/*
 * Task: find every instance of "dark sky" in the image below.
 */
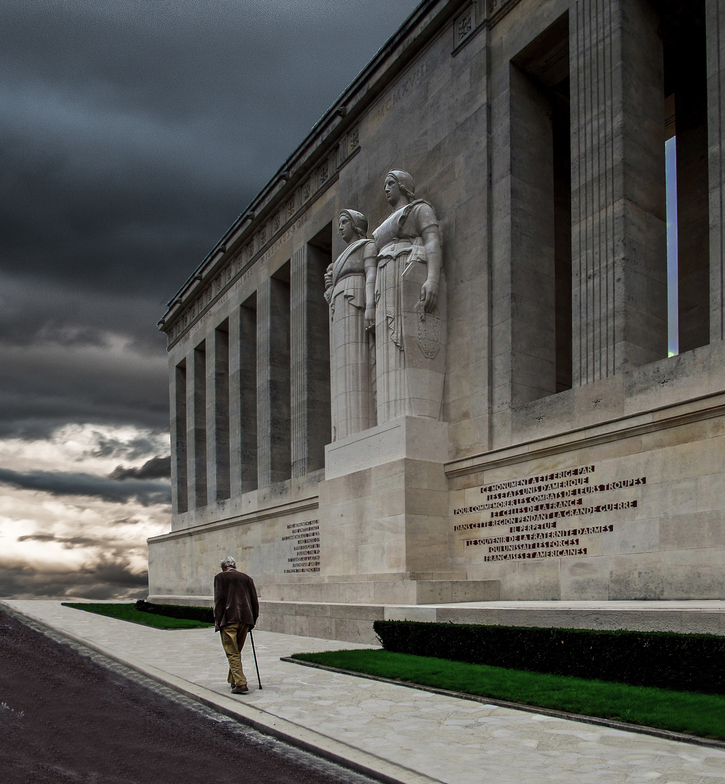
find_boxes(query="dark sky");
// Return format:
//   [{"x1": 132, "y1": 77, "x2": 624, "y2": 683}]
[{"x1": 0, "y1": 0, "x2": 421, "y2": 599}]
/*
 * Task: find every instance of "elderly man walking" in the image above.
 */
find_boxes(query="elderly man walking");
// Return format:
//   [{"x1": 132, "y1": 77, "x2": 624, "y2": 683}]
[{"x1": 214, "y1": 556, "x2": 259, "y2": 694}]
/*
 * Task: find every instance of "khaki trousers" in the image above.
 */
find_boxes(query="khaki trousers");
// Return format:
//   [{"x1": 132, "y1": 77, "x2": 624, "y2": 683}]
[{"x1": 219, "y1": 622, "x2": 249, "y2": 688}]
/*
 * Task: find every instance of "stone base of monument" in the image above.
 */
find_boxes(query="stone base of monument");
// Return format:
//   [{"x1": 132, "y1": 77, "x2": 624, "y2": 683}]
[
  {"x1": 323, "y1": 415, "x2": 449, "y2": 479},
  {"x1": 313, "y1": 416, "x2": 456, "y2": 601},
  {"x1": 147, "y1": 372, "x2": 725, "y2": 628},
  {"x1": 258, "y1": 575, "x2": 500, "y2": 604},
  {"x1": 146, "y1": 596, "x2": 725, "y2": 646}
]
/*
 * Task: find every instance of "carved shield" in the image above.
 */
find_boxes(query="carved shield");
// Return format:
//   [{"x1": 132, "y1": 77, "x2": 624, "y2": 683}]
[
  {"x1": 416, "y1": 308, "x2": 442, "y2": 359},
  {"x1": 400, "y1": 263, "x2": 447, "y2": 372},
  {"x1": 399, "y1": 263, "x2": 447, "y2": 420}
]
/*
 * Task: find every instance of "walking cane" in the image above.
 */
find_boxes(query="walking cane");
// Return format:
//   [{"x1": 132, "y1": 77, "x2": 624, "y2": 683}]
[{"x1": 249, "y1": 629, "x2": 262, "y2": 689}]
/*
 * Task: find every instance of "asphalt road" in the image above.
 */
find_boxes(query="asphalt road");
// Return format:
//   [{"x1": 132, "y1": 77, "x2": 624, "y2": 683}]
[{"x1": 0, "y1": 609, "x2": 376, "y2": 784}]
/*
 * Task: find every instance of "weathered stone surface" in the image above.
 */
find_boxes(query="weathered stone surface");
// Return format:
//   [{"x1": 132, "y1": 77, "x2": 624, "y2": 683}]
[
  {"x1": 151, "y1": 0, "x2": 725, "y2": 624},
  {"x1": 325, "y1": 210, "x2": 377, "y2": 441}
]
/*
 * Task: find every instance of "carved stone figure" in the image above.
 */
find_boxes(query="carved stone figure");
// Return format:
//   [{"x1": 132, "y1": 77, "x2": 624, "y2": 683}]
[
  {"x1": 373, "y1": 170, "x2": 446, "y2": 422},
  {"x1": 325, "y1": 210, "x2": 377, "y2": 441}
]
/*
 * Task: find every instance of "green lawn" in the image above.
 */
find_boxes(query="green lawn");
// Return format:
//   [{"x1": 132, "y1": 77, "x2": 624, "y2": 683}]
[
  {"x1": 62, "y1": 603, "x2": 214, "y2": 630},
  {"x1": 291, "y1": 649, "x2": 725, "y2": 741}
]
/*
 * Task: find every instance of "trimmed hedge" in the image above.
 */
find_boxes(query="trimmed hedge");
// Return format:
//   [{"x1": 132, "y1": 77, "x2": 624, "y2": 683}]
[
  {"x1": 373, "y1": 620, "x2": 725, "y2": 695},
  {"x1": 135, "y1": 600, "x2": 213, "y2": 624}
]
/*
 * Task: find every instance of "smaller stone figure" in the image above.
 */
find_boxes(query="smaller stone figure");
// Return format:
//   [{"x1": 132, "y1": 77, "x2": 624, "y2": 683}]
[
  {"x1": 213, "y1": 555, "x2": 259, "y2": 694},
  {"x1": 325, "y1": 210, "x2": 377, "y2": 441},
  {"x1": 373, "y1": 170, "x2": 446, "y2": 422}
]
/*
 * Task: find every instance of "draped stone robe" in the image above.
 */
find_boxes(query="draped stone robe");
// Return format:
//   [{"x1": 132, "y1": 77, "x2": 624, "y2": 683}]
[
  {"x1": 373, "y1": 201, "x2": 446, "y2": 422},
  {"x1": 328, "y1": 237, "x2": 377, "y2": 441}
]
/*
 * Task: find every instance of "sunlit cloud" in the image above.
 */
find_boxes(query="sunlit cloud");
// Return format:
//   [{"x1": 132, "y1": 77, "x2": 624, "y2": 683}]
[
  {"x1": 0, "y1": 424, "x2": 170, "y2": 599},
  {"x1": 0, "y1": 424, "x2": 168, "y2": 472}
]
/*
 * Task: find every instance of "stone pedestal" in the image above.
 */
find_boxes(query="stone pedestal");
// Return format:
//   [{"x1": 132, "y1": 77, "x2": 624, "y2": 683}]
[
  {"x1": 312, "y1": 416, "x2": 496, "y2": 604},
  {"x1": 324, "y1": 415, "x2": 449, "y2": 479}
]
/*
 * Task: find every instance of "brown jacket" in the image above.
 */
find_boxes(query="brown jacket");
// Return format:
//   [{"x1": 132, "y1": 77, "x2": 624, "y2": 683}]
[{"x1": 213, "y1": 568, "x2": 259, "y2": 630}]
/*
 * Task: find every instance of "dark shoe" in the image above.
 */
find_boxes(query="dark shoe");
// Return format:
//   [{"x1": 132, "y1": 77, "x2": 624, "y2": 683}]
[{"x1": 231, "y1": 685, "x2": 249, "y2": 694}]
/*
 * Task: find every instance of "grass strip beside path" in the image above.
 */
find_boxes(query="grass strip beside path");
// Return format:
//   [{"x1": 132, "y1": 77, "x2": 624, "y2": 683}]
[
  {"x1": 291, "y1": 649, "x2": 725, "y2": 742},
  {"x1": 62, "y1": 603, "x2": 214, "y2": 630}
]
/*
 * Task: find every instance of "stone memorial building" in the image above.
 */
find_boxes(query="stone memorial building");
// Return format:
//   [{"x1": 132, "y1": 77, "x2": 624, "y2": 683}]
[{"x1": 149, "y1": 0, "x2": 725, "y2": 641}]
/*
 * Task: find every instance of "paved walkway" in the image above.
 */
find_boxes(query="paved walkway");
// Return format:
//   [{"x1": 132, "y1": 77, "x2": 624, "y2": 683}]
[{"x1": 4, "y1": 600, "x2": 725, "y2": 784}]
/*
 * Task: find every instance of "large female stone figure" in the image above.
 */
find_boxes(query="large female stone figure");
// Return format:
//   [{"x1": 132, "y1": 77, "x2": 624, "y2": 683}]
[
  {"x1": 325, "y1": 210, "x2": 377, "y2": 441},
  {"x1": 373, "y1": 170, "x2": 446, "y2": 422}
]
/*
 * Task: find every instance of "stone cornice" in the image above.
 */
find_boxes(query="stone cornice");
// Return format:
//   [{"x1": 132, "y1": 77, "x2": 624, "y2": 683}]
[
  {"x1": 445, "y1": 391, "x2": 725, "y2": 480},
  {"x1": 158, "y1": 0, "x2": 525, "y2": 348},
  {"x1": 148, "y1": 495, "x2": 319, "y2": 543}
]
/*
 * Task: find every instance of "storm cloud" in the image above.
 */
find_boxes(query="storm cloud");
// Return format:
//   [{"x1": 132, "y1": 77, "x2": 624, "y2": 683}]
[
  {"x1": 0, "y1": 467, "x2": 171, "y2": 506},
  {"x1": 0, "y1": 0, "x2": 420, "y2": 599},
  {"x1": 110, "y1": 455, "x2": 171, "y2": 481},
  {"x1": 0, "y1": 0, "x2": 420, "y2": 439}
]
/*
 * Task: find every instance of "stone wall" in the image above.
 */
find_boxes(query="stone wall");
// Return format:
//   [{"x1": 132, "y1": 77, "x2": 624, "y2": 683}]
[{"x1": 150, "y1": 0, "x2": 725, "y2": 608}]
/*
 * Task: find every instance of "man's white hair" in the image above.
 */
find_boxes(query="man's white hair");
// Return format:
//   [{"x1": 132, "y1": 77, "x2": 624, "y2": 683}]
[{"x1": 220, "y1": 555, "x2": 236, "y2": 568}]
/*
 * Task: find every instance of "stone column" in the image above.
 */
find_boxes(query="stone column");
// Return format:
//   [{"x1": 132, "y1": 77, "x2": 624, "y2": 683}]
[
  {"x1": 189, "y1": 342, "x2": 207, "y2": 509},
  {"x1": 240, "y1": 299, "x2": 258, "y2": 492},
  {"x1": 211, "y1": 324, "x2": 230, "y2": 502},
  {"x1": 205, "y1": 338, "x2": 215, "y2": 504},
  {"x1": 230, "y1": 301, "x2": 259, "y2": 496},
  {"x1": 570, "y1": 0, "x2": 667, "y2": 384},
  {"x1": 228, "y1": 312, "x2": 242, "y2": 498},
  {"x1": 707, "y1": 0, "x2": 725, "y2": 341},
  {"x1": 257, "y1": 275, "x2": 291, "y2": 487},
  {"x1": 171, "y1": 361, "x2": 188, "y2": 515},
  {"x1": 291, "y1": 245, "x2": 331, "y2": 478}
]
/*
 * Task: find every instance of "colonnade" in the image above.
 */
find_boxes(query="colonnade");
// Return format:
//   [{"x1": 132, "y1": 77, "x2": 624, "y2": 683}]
[
  {"x1": 167, "y1": 0, "x2": 725, "y2": 514},
  {"x1": 493, "y1": 0, "x2": 725, "y2": 416},
  {"x1": 171, "y1": 239, "x2": 331, "y2": 514}
]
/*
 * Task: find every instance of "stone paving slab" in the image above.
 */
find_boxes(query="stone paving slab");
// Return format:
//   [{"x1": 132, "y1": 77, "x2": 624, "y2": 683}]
[{"x1": 5, "y1": 600, "x2": 725, "y2": 784}]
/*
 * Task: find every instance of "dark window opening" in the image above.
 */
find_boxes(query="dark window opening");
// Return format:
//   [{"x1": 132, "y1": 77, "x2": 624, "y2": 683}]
[
  {"x1": 174, "y1": 361, "x2": 188, "y2": 514},
  {"x1": 240, "y1": 294, "x2": 258, "y2": 493},
  {"x1": 304, "y1": 223, "x2": 332, "y2": 472},
  {"x1": 659, "y1": 0, "x2": 709, "y2": 354},
  {"x1": 510, "y1": 12, "x2": 572, "y2": 400},
  {"x1": 214, "y1": 320, "x2": 230, "y2": 502},
  {"x1": 268, "y1": 261, "x2": 291, "y2": 484},
  {"x1": 193, "y1": 341, "x2": 207, "y2": 508}
]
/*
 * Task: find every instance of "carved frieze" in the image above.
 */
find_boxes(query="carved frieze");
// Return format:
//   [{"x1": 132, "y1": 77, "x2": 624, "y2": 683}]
[
  {"x1": 454, "y1": 5, "x2": 476, "y2": 49},
  {"x1": 450, "y1": 0, "x2": 521, "y2": 53},
  {"x1": 488, "y1": 0, "x2": 518, "y2": 19},
  {"x1": 371, "y1": 63, "x2": 427, "y2": 128},
  {"x1": 166, "y1": 143, "x2": 352, "y2": 346},
  {"x1": 348, "y1": 127, "x2": 359, "y2": 153}
]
